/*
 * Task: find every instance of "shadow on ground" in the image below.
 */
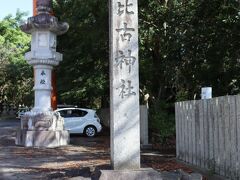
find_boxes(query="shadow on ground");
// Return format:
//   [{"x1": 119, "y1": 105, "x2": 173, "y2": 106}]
[
  {"x1": 0, "y1": 121, "x2": 226, "y2": 180},
  {"x1": 0, "y1": 124, "x2": 112, "y2": 179}
]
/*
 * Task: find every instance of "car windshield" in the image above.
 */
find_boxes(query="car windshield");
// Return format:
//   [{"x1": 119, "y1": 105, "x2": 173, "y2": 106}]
[
  {"x1": 18, "y1": 108, "x2": 28, "y2": 112},
  {"x1": 59, "y1": 109, "x2": 88, "y2": 118}
]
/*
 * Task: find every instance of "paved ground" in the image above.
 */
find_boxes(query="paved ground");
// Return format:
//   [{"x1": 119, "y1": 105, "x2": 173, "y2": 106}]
[
  {"x1": 0, "y1": 119, "x2": 226, "y2": 180},
  {"x1": 0, "y1": 119, "x2": 19, "y2": 127}
]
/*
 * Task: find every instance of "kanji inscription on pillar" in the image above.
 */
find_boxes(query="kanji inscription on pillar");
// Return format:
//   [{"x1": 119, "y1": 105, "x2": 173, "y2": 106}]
[
  {"x1": 115, "y1": 50, "x2": 136, "y2": 73},
  {"x1": 110, "y1": 0, "x2": 140, "y2": 170},
  {"x1": 116, "y1": 22, "x2": 135, "y2": 41},
  {"x1": 117, "y1": 0, "x2": 134, "y2": 16}
]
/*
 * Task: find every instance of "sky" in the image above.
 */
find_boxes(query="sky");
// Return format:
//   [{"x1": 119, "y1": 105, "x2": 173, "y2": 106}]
[{"x1": 0, "y1": 0, "x2": 33, "y2": 20}]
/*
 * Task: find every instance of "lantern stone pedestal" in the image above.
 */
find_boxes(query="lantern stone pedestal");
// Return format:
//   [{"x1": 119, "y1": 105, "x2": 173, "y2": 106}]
[
  {"x1": 16, "y1": 111, "x2": 69, "y2": 147},
  {"x1": 16, "y1": 0, "x2": 69, "y2": 148}
]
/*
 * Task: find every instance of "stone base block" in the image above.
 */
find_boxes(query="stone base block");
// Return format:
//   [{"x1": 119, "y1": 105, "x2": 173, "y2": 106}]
[
  {"x1": 16, "y1": 129, "x2": 69, "y2": 148},
  {"x1": 99, "y1": 169, "x2": 163, "y2": 180}
]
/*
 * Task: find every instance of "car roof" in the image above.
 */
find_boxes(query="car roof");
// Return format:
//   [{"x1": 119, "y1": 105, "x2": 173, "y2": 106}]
[
  {"x1": 57, "y1": 104, "x2": 77, "y2": 108},
  {"x1": 55, "y1": 107, "x2": 96, "y2": 112}
]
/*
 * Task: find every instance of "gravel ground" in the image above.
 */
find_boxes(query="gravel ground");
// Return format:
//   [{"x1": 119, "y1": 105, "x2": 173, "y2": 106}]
[
  {"x1": 0, "y1": 120, "x2": 226, "y2": 180},
  {"x1": 0, "y1": 125, "x2": 111, "y2": 179}
]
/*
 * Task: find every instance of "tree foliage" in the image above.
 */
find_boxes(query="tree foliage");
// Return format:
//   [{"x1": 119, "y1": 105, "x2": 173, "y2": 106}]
[
  {"x1": 139, "y1": 0, "x2": 240, "y2": 140},
  {"x1": 54, "y1": 0, "x2": 239, "y2": 104},
  {"x1": 139, "y1": 0, "x2": 240, "y2": 101},
  {"x1": 2, "y1": 1, "x2": 239, "y2": 142},
  {"x1": 0, "y1": 11, "x2": 33, "y2": 108},
  {"x1": 54, "y1": 0, "x2": 109, "y2": 108},
  {"x1": 53, "y1": 0, "x2": 239, "y2": 140}
]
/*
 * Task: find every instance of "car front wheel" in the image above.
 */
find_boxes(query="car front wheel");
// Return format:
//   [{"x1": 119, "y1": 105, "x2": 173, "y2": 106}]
[{"x1": 84, "y1": 126, "x2": 97, "y2": 137}]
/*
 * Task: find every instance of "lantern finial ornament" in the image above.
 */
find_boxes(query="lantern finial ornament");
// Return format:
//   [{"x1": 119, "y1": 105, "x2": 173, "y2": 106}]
[
  {"x1": 20, "y1": 0, "x2": 69, "y2": 35},
  {"x1": 36, "y1": 0, "x2": 52, "y2": 14}
]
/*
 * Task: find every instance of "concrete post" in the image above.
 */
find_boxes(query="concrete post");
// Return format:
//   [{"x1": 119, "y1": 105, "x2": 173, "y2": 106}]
[
  {"x1": 140, "y1": 105, "x2": 149, "y2": 146},
  {"x1": 201, "y1": 87, "x2": 212, "y2": 99}
]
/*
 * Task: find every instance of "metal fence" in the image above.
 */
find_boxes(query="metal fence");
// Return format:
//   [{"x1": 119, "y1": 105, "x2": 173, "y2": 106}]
[{"x1": 175, "y1": 95, "x2": 240, "y2": 179}]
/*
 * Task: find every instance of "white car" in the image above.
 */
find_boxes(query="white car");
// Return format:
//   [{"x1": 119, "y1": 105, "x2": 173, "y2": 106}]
[{"x1": 55, "y1": 108, "x2": 102, "y2": 137}]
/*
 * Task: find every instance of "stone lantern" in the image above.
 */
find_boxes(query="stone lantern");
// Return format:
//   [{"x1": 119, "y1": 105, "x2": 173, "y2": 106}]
[{"x1": 16, "y1": 0, "x2": 69, "y2": 147}]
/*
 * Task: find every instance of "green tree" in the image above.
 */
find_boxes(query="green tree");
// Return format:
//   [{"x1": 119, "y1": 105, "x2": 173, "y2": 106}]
[
  {"x1": 0, "y1": 11, "x2": 33, "y2": 108},
  {"x1": 139, "y1": 0, "x2": 240, "y2": 141},
  {"x1": 139, "y1": 0, "x2": 240, "y2": 101},
  {"x1": 54, "y1": 0, "x2": 109, "y2": 108},
  {"x1": 54, "y1": 0, "x2": 240, "y2": 142}
]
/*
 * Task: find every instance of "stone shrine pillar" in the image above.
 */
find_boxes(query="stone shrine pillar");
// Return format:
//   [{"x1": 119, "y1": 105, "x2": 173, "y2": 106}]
[
  {"x1": 16, "y1": 0, "x2": 69, "y2": 148},
  {"x1": 110, "y1": 0, "x2": 140, "y2": 170}
]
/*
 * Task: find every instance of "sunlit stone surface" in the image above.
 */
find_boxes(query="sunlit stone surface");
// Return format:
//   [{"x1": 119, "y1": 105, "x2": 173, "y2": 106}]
[
  {"x1": 16, "y1": 0, "x2": 69, "y2": 148},
  {"x1": 110, "y1": 0, "x2": 140, "y2": 169}
]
